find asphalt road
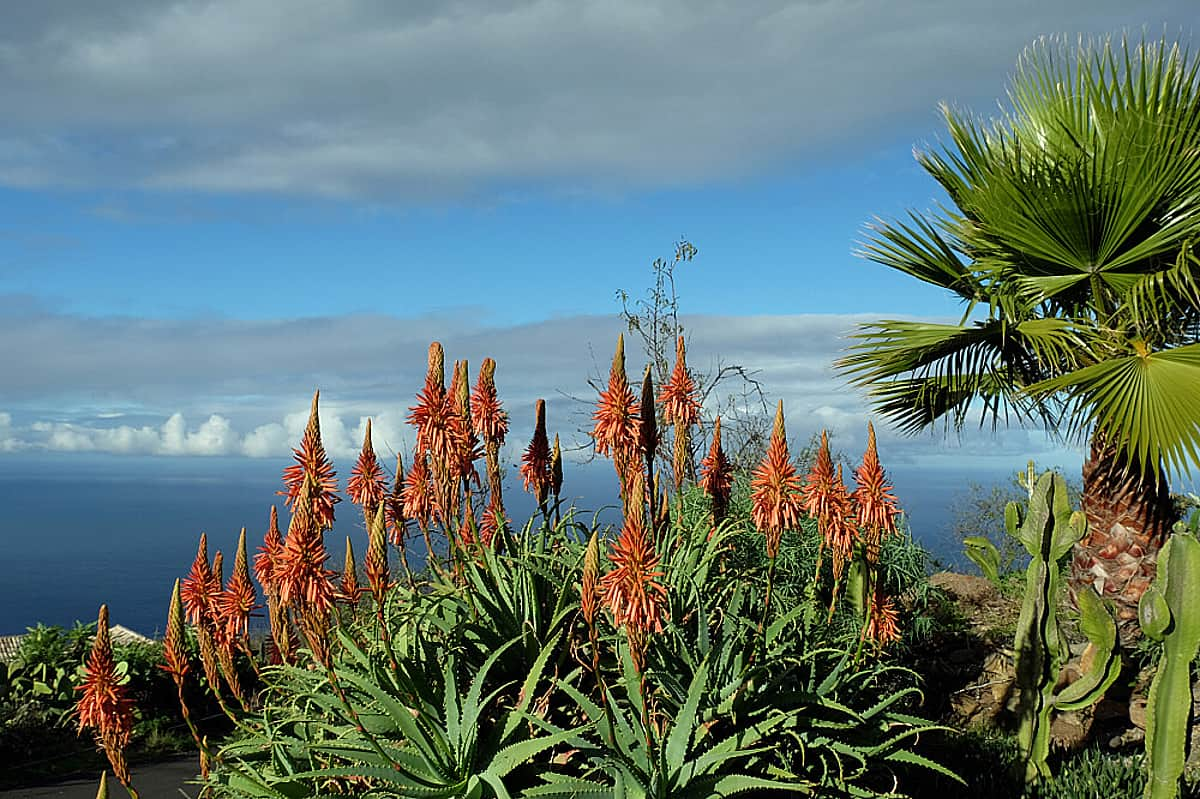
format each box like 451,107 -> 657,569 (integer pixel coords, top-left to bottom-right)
0,757 -> 200,799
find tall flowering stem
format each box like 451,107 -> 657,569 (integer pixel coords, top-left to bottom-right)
592,334 -> 641,500
699,417 -> 733,531
853,421 -> 900,564
472,357 -> 508,502
163,579 -> 210,781
254,506 -> 293,664
276,476 -> 338,664
803,430 -> 838,577
408,342 -> 456,537
218,528 -> 259,693
639,367 -> 658,528
365,503 -> 399,672
75,605 -> 138,797
658,336 -> 701,493
551,434 -> 564,525
340,536 -> 361,603
852,421 -> 901,639
348,419 -> 387,527
402,450 -> 439,574
599,470 -> 666,675
385,453 -> 414,584
824,465 -> 858,619
750,401 -> 803,625
280,391 -> 339,531
520,399 -> 552,517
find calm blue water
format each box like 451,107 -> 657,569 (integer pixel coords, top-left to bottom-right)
0,453 -> 1019,636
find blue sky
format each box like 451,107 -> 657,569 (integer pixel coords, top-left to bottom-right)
0,1 -> 1195,473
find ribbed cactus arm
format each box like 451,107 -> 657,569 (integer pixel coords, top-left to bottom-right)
1141,532 -> 1200,799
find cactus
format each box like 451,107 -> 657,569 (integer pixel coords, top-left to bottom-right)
1009,471 -> 1120,783
963,535 -> 1002,585
1139,526 -> 1200,799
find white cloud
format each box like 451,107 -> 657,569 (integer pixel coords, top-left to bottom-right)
0,1 -> 1191,199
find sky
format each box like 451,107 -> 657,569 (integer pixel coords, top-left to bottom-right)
1,1 -> 1196,477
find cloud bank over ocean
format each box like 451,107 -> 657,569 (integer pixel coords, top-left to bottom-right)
1,297 -> 1078,471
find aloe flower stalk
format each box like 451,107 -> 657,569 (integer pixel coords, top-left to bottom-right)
75,605 -> 137,795
865,588 -> 901,648
471,357 -> 508,502
408,342 -> 447,456
364,503 -> 390,605
803,430 -> 838,575
219,528 -> 257,642
826,464 -> 857,582
163,580 -> 209,778
340,536 -> 361,603
521,399 -> 553,515
479,493 -> 507,550
599,470 -> 666,673
592,334 -> 641,495
751,401 -> 803,559
364,503 -> 399,672
580,531 -> 602,676
639,366 -> 658,518
402,451 -> 439,572
254,506 -> 283,597
852,421 -> 900,564
276,476 -> 338,622
280,390 -> 339,530
699,416 -> 733,530
450,359 -> 481,491
348,419 -> 387,526
181,533 -> 216,626
658,336 -> 701,493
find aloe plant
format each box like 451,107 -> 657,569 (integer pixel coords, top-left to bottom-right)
1008,471 -> 1120,783
1139,525 -> 1200,799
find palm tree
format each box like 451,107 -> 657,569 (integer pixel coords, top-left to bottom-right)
837,36 -> 1200,643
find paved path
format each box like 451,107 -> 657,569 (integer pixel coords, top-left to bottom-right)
0,757 -> 200,798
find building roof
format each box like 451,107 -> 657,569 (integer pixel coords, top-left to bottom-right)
0,624 -> 153,663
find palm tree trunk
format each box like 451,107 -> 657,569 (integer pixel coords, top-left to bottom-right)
1070,432 -> 1176,646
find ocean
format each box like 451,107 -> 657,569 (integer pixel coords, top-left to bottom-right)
0,453 -> 1020,636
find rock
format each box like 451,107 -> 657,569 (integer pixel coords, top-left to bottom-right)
931,572 -> 998,607
1129,697 -> 1147,730
1051,710 -> 1091,750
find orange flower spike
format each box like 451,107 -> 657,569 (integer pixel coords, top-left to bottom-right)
520,399 -> 552,507
162,579 -> 189,682
340,536 -> 361,602
364,503 -> 390,603
275,476 -> 338,616
824,465 -> 858,582
471,357 -> 508,447
349,419 -> 387,517
75,605 -> 135,788
853,421 -> 900,558
599,470 -> 667,636
580,531 -> 601,626
657,336 -> 700,427
866,590 -> 901,647
385,453 -> 408,545
803,430 -> 838,535
280,390 -> 340,530
407,342 -> 452,459
750,401 -> 804,558
479,494 -> 507,549
699,417 -> 733,523
181,532 -> 215,625
220,528 -> 257,641
209,551 -> 224,610
402,451 -> 435,528
591,334 -> 641,463
254,506 -> 283,596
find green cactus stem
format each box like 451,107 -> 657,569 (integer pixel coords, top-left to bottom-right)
1010,470 -> 1119,783
1140,528 -> 1200,799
